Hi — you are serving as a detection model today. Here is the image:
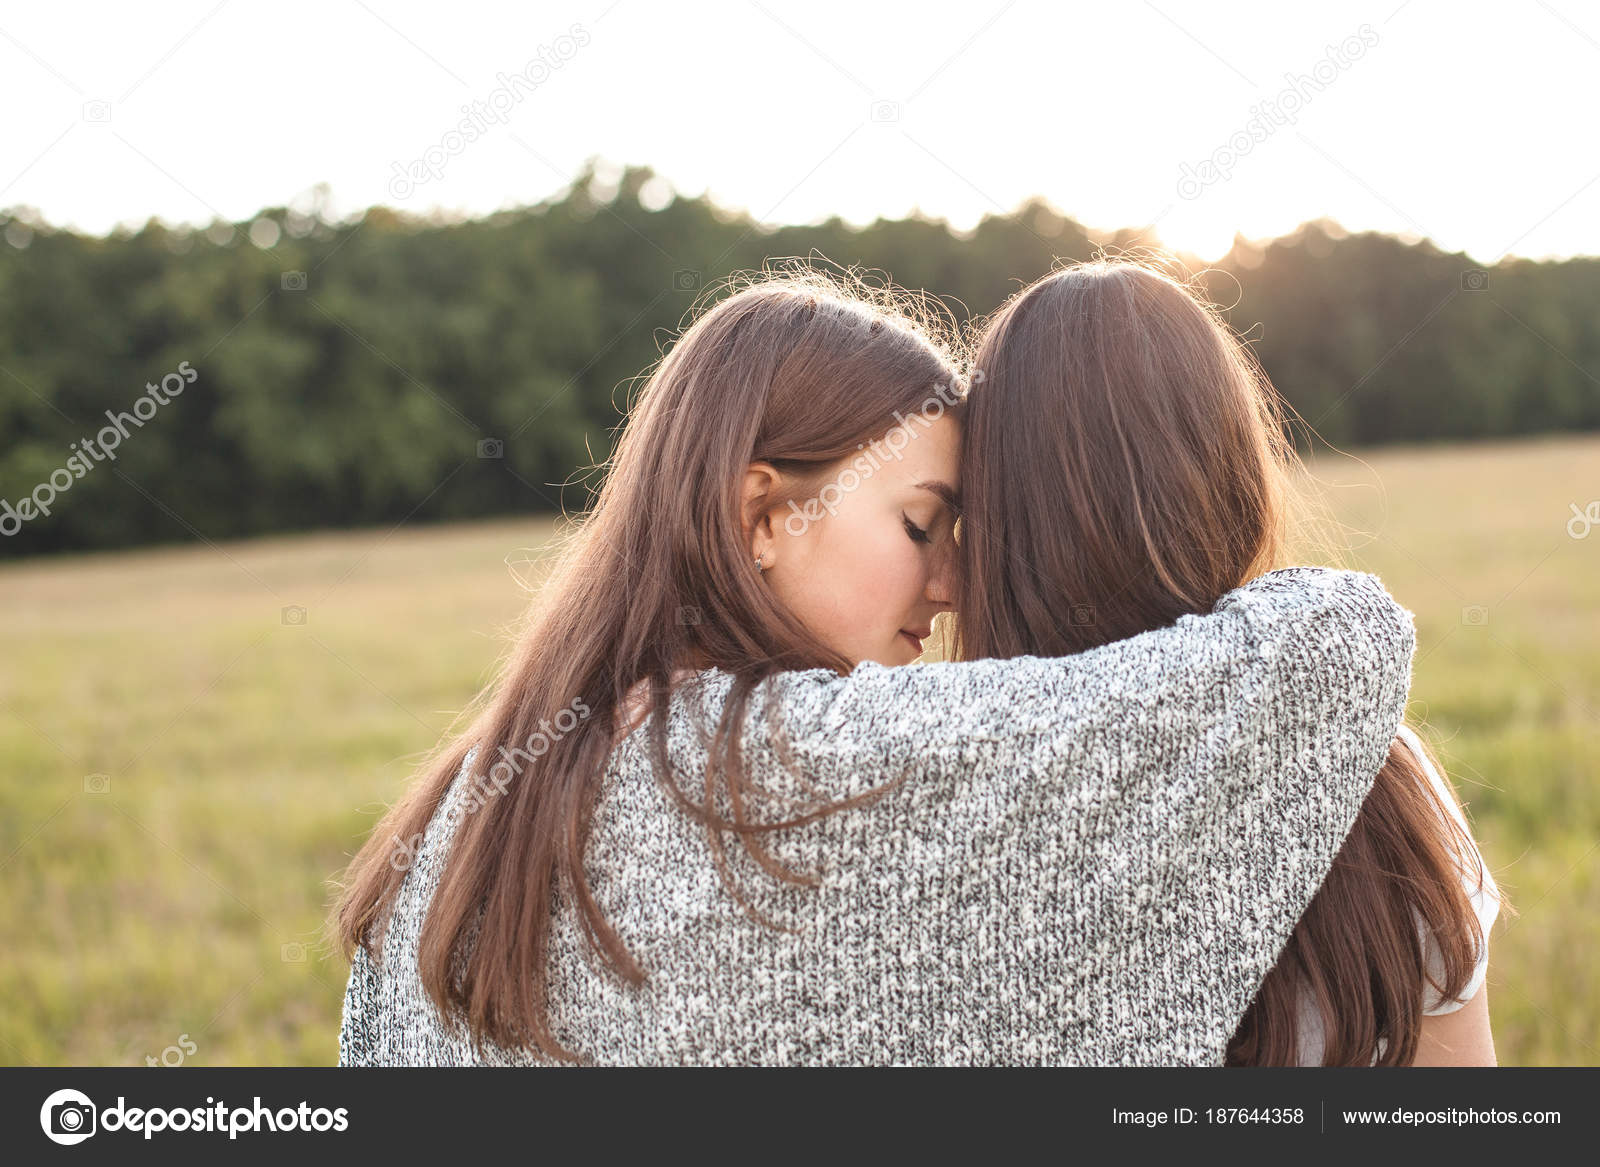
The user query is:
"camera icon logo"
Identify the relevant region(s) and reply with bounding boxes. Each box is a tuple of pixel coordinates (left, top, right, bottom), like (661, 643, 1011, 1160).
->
(281, 941, 308, 962)
(1461, 605, 1489, 626)
(672, 269, 702, 292)
(870, 100, 901, 122)
(83, 773, 111, 795)
(477, 438, 505, 459)
(1460, 269, 1489, 291)
(40, 1088, 97, 1145)
(281, 270, 308, 292)
(281, 605, 307, 626)
(82, 100, 112, 123)
(675, 605, 702, 626)
(1070, 603, 1097, 626)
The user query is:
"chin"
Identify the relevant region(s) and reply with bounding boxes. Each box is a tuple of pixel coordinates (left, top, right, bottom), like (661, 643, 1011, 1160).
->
(853, 648, 901, 668)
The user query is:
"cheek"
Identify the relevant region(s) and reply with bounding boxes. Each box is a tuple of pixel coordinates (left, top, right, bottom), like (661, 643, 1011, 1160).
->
(824, 518, 924, 621)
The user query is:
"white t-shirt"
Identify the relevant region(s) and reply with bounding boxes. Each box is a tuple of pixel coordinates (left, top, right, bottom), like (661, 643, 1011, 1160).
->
(1293, 724, 1500, 1064)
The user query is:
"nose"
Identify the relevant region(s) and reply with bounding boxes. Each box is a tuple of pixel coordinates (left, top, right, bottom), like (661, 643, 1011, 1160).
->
(925, 538, 958, 611)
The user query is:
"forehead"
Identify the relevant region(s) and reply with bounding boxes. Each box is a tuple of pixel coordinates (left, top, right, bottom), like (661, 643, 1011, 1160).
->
(875, 411, 961, 485)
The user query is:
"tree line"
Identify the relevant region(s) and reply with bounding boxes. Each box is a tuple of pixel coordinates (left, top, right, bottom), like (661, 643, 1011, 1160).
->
(2, 164, 1596, 557)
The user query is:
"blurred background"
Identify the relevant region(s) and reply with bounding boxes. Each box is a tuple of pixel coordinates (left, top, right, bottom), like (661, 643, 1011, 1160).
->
(1, 1, 1595, 1065)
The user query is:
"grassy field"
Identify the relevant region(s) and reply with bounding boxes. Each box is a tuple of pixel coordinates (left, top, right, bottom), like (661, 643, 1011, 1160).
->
(1, 432, 1596, 1066)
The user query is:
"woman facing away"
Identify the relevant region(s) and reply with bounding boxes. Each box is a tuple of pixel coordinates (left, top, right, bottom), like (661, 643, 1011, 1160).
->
(956, 258, 1504, 1065)
(333, 269, 1419, 1066)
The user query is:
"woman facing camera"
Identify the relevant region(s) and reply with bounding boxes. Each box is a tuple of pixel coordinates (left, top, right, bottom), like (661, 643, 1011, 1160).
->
(334, 269, 1418, 1065)
(955, 258, 1502, 1065)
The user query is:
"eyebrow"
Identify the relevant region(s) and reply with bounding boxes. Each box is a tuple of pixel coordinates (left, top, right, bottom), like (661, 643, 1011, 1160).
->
(914, 480, 962, 516)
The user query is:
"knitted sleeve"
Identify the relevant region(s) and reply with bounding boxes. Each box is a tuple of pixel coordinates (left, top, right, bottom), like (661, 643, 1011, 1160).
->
(711, 564, 1417, 1061)
(731, 566, 1413, 802)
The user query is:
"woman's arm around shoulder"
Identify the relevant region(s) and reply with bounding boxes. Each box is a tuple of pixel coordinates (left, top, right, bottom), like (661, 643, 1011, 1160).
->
(733, 565, 1418, 823)
(712, 565, 1418, 1063)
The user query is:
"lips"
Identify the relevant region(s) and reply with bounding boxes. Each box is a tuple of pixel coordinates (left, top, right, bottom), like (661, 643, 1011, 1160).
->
(900, 626, 932, 652)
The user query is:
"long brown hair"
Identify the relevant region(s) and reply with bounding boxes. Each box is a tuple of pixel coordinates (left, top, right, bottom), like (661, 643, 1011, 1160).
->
(332, 268, 964, 1063)
(955, 257, 1503, 1065)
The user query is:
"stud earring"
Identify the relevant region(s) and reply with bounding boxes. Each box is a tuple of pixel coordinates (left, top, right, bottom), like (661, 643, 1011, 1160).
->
(754, 554, 765, 575)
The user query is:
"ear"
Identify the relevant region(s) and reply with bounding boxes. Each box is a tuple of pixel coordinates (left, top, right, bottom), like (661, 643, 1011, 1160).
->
(741, 462, 784, 565)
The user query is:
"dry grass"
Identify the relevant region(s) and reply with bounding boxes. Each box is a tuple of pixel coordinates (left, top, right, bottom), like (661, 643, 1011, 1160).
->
(1, 433, 1595, 1065)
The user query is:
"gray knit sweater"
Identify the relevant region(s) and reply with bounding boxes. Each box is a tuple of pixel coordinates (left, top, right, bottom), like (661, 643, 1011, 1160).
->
(338, 566, 1416, 1066)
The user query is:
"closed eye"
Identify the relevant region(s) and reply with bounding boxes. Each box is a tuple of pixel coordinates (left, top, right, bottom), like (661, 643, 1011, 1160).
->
(902, 514, 931, 544)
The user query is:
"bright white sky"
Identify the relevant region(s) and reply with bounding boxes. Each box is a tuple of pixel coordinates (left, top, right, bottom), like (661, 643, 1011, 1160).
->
(4, 0, 1596, 263)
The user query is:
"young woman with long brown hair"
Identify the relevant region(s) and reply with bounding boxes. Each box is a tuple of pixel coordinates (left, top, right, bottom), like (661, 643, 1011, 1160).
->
(956, 258, 1503, 1066)
(334, 268, 1419, 1065)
